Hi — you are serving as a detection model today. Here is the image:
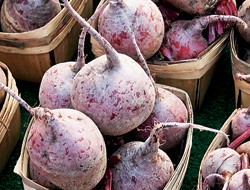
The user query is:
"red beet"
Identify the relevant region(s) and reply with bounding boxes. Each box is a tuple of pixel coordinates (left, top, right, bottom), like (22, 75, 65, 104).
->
(0, 0, 61, 32)
(160, 14, 247, 61)
(231, 107, 250, 140)
(97, 0, 165, 60)
(0, 82, 107, 190)
(201, 147, 242, 189)
(131, 87, 189, 150)
(229, 107, 250, 149)
(109, 122, 229, 189)
(110, 125, 174, 190)
(228, 169, 250, 189)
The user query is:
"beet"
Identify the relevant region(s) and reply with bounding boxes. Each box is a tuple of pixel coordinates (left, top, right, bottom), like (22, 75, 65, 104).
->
(229, 107, 250, 149)
(131, 87, 189, 150)
(231, 107, 250, 140)
(97, 0, 165, 60)
(0, 0, 61, 32)
(109, 121, 230, 189)
(0, 67, 6, 105)
(228, 169, 250, 189)
(201, 147, 242, 189)
(110, 126, 174, 190)
(0, 82, 107, 190)
(160, 14, 247, 61)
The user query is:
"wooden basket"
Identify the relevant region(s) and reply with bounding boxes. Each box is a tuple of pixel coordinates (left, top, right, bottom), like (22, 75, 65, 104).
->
(0, 0, 93, 83)
(197, 109, 237, 189)
(14, 84, 193, 190)
(90, 0, 230, 110)
(0, 61, 21, 173)
(230, 29, 250, 108)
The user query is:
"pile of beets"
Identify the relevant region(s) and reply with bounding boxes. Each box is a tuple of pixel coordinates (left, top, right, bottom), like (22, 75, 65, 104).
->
(95, 0, 247, 62)
(201, 107, 250, 189)
(0, 0, 250, 189)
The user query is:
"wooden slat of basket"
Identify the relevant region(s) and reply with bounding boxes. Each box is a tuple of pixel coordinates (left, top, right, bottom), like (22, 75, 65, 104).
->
(0, 62, 18, 139)
(197, 109, 237, 189)
(230, 29, 250, 108)
(0, 61, 21, 173)
(230, 29, 250, 74)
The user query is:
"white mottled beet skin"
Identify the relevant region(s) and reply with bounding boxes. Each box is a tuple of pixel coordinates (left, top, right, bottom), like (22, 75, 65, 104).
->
(29, 159, 59, 189)
(111, 140, 174, 190)
(231, 107, 250, 140)
(39, 62, 76, 109)
(132, 87, 189, 150)
(228, 169, 250, 189)
(98, 0, 164, 60)
(71, 53, 156, 136)
(27, 108, 107, 190)
(202, 148, 241, 179)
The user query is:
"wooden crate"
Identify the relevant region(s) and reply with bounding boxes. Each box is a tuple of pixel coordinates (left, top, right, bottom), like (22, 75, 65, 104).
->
(90, 0, 229, 110)
(0, 0, 93, 83)
(197, 109, 237, 189)
(14, 84, 194, 190)
(0, 61, 21, 173)
(230, 29, 250, 108)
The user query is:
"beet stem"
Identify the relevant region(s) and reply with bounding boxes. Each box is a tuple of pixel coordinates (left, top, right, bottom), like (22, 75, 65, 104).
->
(116, 2, 158, 95)
(73, 0, 109, 72)
(154, 122, 230, 146)
(63, 0, 120, 66)
(197, 15, 247, 31)
(137, 133, 159, 158)
(229, 128, 250, 149)
(0, 82, 34, 114)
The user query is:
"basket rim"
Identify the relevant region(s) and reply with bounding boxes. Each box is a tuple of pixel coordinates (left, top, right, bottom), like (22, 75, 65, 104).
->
(0, 61, 20, 142)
